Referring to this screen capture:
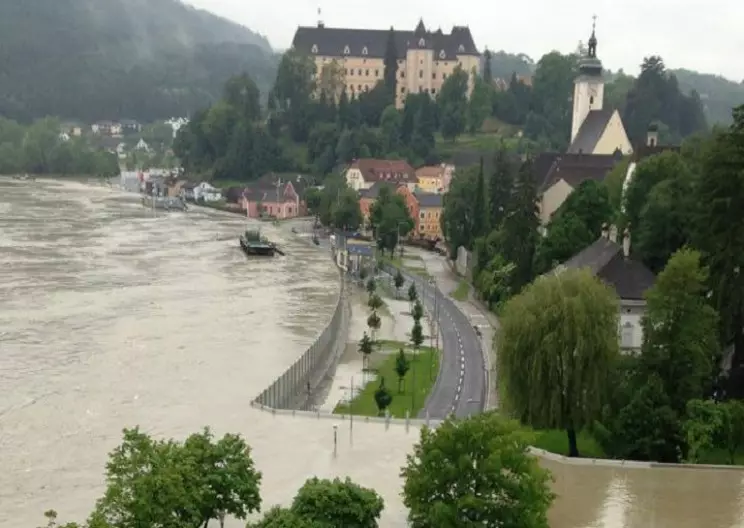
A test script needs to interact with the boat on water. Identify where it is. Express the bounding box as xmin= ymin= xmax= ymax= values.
xmin=239 ymin=228 xmax=285 ymax=256
xmin=142 ymin=195 xmax=188 ymax=211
